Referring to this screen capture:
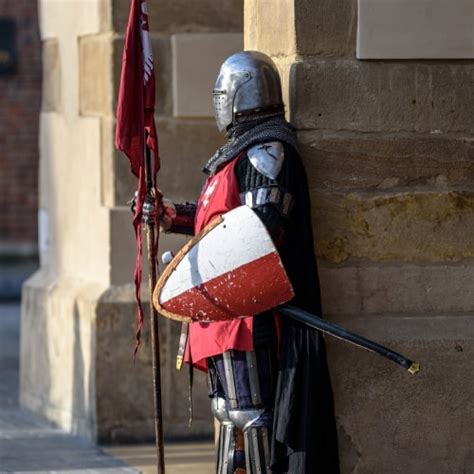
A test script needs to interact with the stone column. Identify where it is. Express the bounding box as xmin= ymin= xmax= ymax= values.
xmin=21 ymin=0 xmax=243 ymax=442
xmin=245 ymin=1 xmax=473 ymax=472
